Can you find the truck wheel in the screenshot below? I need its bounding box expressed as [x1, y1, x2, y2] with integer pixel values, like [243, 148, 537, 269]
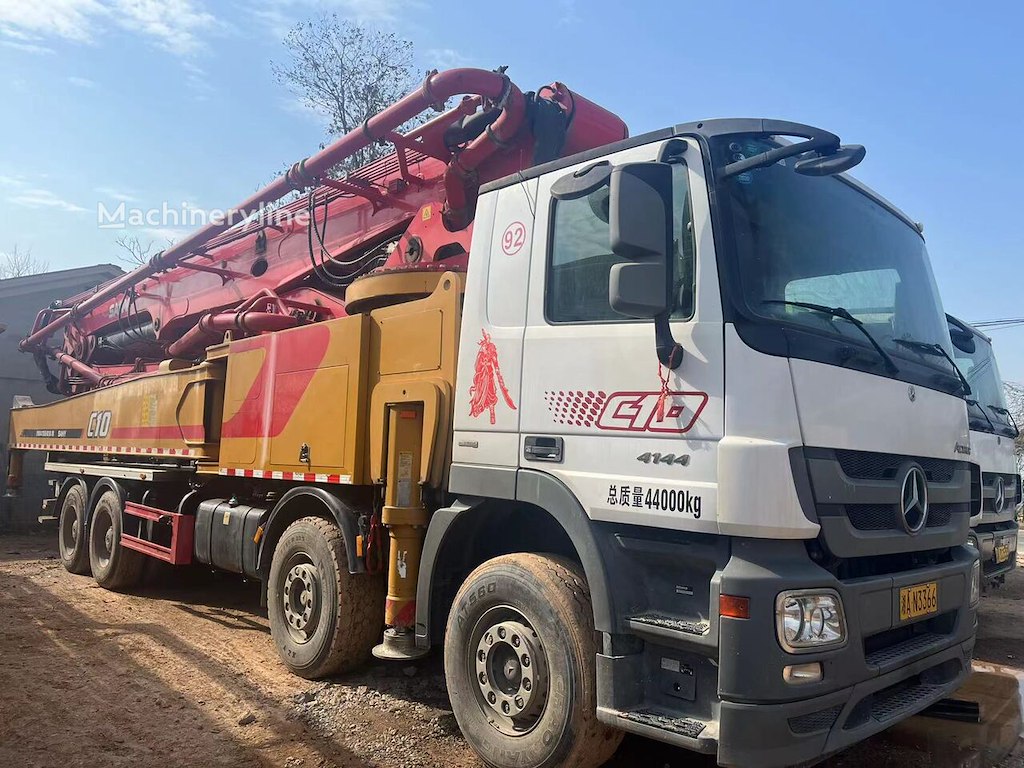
[58, 484, 91, 575]
[444, 554, 622, 768]
[88, 490, 144, 590]
[267, 516, 384, 679]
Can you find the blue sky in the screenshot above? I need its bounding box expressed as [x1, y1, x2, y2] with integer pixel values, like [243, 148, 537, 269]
[1, 1, 1023, 377]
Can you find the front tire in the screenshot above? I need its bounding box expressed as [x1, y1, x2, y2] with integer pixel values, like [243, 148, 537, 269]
[88, 489, 144, 590]
[267, 516, 384, 679]
[58, 484, 90, 575]
[444, 553, 622, 768]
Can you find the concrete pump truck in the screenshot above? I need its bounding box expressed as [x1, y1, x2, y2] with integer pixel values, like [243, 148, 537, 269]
[948, 315, 1020, 587]
[7, 67, 980, 767]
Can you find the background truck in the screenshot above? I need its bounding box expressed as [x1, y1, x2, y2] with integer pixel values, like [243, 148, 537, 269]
[7, 68, 980, 768]
[948, 315, 1020, 586]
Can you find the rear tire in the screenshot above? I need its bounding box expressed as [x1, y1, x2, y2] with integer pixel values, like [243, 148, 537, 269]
[267, 516, 384, 679]
[444, 553, 623, 768]
[58, 484, 90, 575]
[88, 490, 144, 590]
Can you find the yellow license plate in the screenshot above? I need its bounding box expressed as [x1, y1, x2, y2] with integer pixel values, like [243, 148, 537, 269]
[899, 582, 938, 621]
[996, 542, 1011, 564]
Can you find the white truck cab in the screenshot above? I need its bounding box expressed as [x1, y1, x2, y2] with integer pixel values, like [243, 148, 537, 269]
[949, 315, 1020, 586]
[429, 119, 981, 767]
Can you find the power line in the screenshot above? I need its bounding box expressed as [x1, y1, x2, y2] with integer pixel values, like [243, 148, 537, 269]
[969, 318, 1024, 330]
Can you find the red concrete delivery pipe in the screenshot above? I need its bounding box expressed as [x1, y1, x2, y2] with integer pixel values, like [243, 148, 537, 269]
[20, 68, 524, 353]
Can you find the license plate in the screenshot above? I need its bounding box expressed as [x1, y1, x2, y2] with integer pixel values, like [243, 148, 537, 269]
[899, 582, 938, 621]
[996, 540, 1011, 564]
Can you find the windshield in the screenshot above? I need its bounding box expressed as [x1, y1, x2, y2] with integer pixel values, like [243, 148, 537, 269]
[712, 135, 956, 387]
[950, 329, 1015, 436]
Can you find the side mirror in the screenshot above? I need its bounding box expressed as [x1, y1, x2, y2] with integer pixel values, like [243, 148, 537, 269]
[608, 162, 673, 318]
[950, 329, 976, 355]
[607, 161, 683, 370]
[610, 263, 667, 317]
[946, 315, 977, 355]
[794, 145, 866, 177]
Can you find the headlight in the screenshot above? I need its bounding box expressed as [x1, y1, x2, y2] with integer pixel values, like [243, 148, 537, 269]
[970, 559, 981, 607]
[1010, 533, 1019, 553]
[775, 589, 847, 653]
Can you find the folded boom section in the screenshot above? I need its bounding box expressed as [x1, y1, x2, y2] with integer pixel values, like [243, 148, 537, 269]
[18, 69, 627, 397]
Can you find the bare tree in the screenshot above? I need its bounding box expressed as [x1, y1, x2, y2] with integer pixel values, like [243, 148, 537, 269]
[0, 244, 47, 279]
[1004, 382, 1024, 470]
[273, 16, 423, 172]
[114, 233, 159, 267]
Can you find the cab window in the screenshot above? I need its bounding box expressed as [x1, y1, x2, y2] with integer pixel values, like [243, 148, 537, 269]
[546, 164, 694, 323]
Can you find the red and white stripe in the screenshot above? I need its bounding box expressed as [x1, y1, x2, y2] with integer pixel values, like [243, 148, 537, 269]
[218, 467, 353, 484]
[14, 442, 195, 456]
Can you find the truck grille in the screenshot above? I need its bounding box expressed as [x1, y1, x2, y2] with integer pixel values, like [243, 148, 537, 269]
[847, 503, 955, 532]
[982, 472, 1020, 513]
[801, 447, 974, 562]
[836, 450, 956, 483]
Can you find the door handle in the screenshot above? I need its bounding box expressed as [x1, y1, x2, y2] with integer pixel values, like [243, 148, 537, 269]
[524, 436, 563, 463]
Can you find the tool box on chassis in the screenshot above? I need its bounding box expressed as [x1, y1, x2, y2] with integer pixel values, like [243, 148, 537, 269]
[7, 72, 981, 768]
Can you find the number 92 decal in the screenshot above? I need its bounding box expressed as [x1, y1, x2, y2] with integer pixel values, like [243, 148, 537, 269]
[501, 221, 527, 256]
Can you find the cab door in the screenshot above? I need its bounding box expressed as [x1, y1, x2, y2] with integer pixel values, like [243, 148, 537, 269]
[451, 177, 537, 470]
[518, 138, 725, 533]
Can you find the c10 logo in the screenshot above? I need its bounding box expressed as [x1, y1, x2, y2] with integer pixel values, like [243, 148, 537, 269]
[596, 391, 709, 434]
[87, 410, 112, 439]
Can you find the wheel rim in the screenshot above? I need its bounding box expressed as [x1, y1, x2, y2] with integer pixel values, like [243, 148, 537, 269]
[60, 503, 79, 557]
[92, 509, 114, 570]
[469, 606, 549, 737]
[281, 554, 321, 644]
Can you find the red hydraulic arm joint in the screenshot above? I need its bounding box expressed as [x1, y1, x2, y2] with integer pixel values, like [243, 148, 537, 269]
[166, 288, 315, 358]
[50, 349, 106, 386]
[166, 311, 298, 358]
[19, 68, 525, 355]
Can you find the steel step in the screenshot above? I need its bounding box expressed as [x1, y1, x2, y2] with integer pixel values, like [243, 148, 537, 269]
[628, 613, 710, 645]
[599, 706, 717, 753]
[121, 501, 194, 565]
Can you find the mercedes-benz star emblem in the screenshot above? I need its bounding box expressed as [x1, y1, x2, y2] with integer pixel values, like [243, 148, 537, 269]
[993, 476, 1007, 514]
[899, 465, 929, 534]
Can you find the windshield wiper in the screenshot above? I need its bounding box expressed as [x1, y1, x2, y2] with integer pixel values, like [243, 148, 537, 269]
[966, 398, 997, 433]
[763, 300, 899, 374]
[987, 404, 1021, 438]
[892, 339, 971, 396]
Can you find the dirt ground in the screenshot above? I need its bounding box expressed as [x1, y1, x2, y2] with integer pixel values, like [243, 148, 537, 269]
[0, 532, 1021, 768]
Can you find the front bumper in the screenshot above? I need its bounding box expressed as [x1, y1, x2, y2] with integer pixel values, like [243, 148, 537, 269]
[971, 521, 1018, 584]
[715, 539, 977, 766]
[717, 638, 973, 766]
[593, 530, 978, 768]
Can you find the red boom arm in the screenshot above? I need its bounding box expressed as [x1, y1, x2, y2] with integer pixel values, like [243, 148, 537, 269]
[20, 68, 628, 394]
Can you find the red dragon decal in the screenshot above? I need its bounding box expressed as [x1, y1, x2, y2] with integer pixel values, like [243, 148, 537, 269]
[469, 329, 517, 425]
